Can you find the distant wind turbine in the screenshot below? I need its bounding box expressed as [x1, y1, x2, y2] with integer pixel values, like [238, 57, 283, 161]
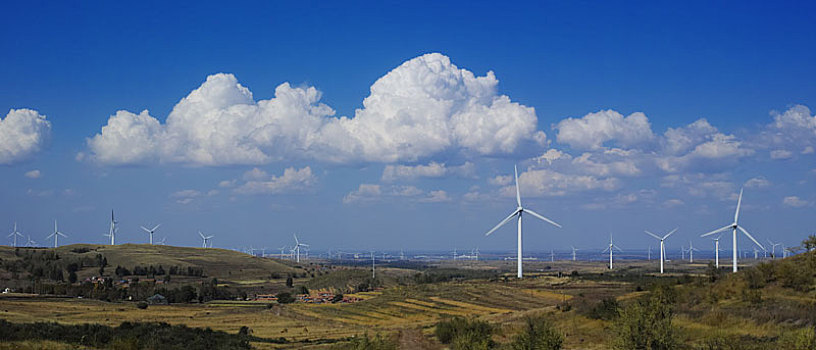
[104, 210, 118, 245]
[688, 240, 700, 263]
[700, 188, 764, 272]
[141, 224, 161, 245]
[602, 234, 622, 270]
[157, 237, 167, 245]
[8, 222, 23, 247]
[484, 165, 561, 278]
[293, 234, 309, 263]
[712, 234, 724, 268]
[644, 228, 677, 274]
[571, 246, 579, 261]
[25, 235, 37, 247]
[198, 231, 214, 248]
[46, 220, 67, 248]
[767, 239, 781, 259]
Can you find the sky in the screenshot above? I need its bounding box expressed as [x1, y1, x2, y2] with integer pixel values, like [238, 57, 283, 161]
[1, 1, 815, 254]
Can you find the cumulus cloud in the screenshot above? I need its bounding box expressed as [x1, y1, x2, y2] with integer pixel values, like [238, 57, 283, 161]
[24, 169, 41, 179]
[497, 168, 620, 197]
[744, 177, 771, 188]
[783, 196, 810, 208]
[342, 183, 449, 204]
[88, 54, 545, 166]
[554, 110, 654, 150]
[381, 161, 475, 182]
[770, 149, 793, 160]
[660, 173, 735, 199]
[0, 109, 51, 164]
[233, 166, 316, 195]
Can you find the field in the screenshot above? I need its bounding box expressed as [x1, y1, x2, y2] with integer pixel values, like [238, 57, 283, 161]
[1, 243, 815, 349]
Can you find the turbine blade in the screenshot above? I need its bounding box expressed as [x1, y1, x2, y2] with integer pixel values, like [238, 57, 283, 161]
[644, 230, 662, 240]
[613, 245, 623, 252]
[602, 246, 610, 253]
[734, 187, 743, 223]
[293, 234, 299, 244]
[664, 227, 678, 240]
[141, 226, 151, 233]
[738, 226, 764, 250]
[523, 208, 561, 228]
[199, 231, 205, 239]
[515, 165, 521, 207]
[701, 224, 732, 237]
[485, 209, 520, 236]
[152, 224, 161, 231]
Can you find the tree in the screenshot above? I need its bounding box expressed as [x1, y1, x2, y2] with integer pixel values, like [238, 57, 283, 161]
[68, 271, 78, 284]
[803, 235, 816, 252]
[508, 315, 563, 350]
[613, 285, 677, 350]
[285, 276, 293, 288]
[276, 292, 294, 304]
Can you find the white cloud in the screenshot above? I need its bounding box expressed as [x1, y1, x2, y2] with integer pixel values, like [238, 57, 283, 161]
[381, 161, 475, 182]
[803, 146, 815, 154]
[662, 199, 685, 208]
[783, 196, 810, 208]
[0, 109, 51, 164]
[770, 149, 793, 160]
[88, 54, 545, 166]
[570, 150, 641, 176]
[342, 183, 449, 204]
[24, 169, 41, 179]
[744, 177, 771, 188]
[535, 149, 571, 165]
[499, 168, 620, 197]
[660, 173, 735, 199]
[233, 166, 316, 195]
[554, 110, 654, 150]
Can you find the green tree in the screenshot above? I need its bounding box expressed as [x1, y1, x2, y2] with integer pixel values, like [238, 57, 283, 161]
[508, 315, 563, 350]
[434, 317, 493, 349]
[612, 285, 677, 350]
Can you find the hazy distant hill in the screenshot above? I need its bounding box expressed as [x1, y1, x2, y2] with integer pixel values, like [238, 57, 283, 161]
[0, 243, 302, 282]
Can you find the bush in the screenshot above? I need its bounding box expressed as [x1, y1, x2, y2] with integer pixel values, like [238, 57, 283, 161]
[276, 292, 295, 304]
[779, 327, 816, 349]
[136, 302, 148, 310]
[588, 297, 620, 320]
[612, 285, 677, 350]
[333, 333, 396, 350]
[434, 317, 493, 349]
[507, 315, 563, 350]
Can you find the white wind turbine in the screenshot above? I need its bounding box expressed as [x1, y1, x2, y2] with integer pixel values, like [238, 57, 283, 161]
[767, 239, 781, 259]
[602, 234, 622, 270]
[700, 188, 764, 272]
[141, 224, 161, 245]
[46, 220, 67, 248]
[484, 165, 561, 278]
[644, 228, 677, 274]
[8, 222, 24, 247]
[571, 246, 580, 261]
[688, 240, 700, 263]
[198, 231, 214, 248]
[104, 210, 118, 245]
[25, 235, 37, 247]
[157, 237, 167, 245]
[711, 234, 724, 268]
[293, 234, 309, 263]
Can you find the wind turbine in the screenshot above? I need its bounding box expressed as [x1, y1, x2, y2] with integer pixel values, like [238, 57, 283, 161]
[157, 237, 167, 245]
[484, 165, 561, 278]
[8, 222, 23, 247]
[198, 231, 213, 248]
[712, 234, 724, 268]
[46, 220, 67, 248]
[571, 246, 580, 261]
[104, 210, 118, 245]
[647, 246, 651, 261]
[644, 228, 677, 274]
[700, 188, 764, 272]
[767, 239, 781, 259]
[371, 251, 376, 279]
[602, 234, 622, 270]
[25, 235, 37, 247]
[141, 224, 161, 245]
[293, 234, 309, 263]
[688, 240, 700, 263]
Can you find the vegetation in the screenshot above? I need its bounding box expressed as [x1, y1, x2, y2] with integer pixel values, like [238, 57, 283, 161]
[612, 285, 677, 350]
[332, 333, 397, 350]
[435, 317, 494, 349]
[507, 315, 563, 350]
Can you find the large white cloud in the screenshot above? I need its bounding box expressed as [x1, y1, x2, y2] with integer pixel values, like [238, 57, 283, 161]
[554, 110, 654, 150]
[88, 53, 546, 166]
[0, 109, 51, 164]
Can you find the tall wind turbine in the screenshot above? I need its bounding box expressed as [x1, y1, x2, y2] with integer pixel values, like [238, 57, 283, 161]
[141, 224, 161, 245]
[8, 222, 23, 247]
[602, 234, 622, 270]
[767, 239, 781, 259]
[484, 165, 562, 278]
[293, 234, 309, 263]
[700, 188, 764, 272]
[104, 210, 118, 245]
[46, 220, 68, 248]
[571, 246, 580, 261]
[198, 231, 214, 248]
[644, 228, 677, 274]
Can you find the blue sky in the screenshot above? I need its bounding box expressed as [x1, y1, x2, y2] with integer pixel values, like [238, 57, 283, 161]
[1, 1, 814, 253]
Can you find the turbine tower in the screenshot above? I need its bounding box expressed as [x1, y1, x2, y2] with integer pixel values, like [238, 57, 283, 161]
[46, 220, 67, 248]
[141, 224, 161, 245]
[644, 228, 677, 274]
[293, 234, 309, 263]
[8, 222, 23, 247]
[571, 246, 580, 261]
[484, 165, 561, 278]
[198, 231, 214, 248]
[25, 235, 37, 247]
[712, 234, 723, 268]
[700, 188, 764, 272]
[767, 239, 781, 259]
[104, 210, 118, 245]
[688, 240, 699, 263]
[602, 234, 622, 270]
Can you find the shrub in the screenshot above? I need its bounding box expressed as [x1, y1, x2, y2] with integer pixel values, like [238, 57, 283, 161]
[507, 315, 563, 350]
[276, 292, 295, 304]
[612, 286, 677, 350]
[434, 317, 493, 349]
[136, 302, 148, 310]
[333, 333, 397, 350]
[779, 327, 816, 349]
[589, 297, 620, 320]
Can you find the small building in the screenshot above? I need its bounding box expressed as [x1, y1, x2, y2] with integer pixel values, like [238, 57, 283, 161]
[146, 294, 168, 305]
